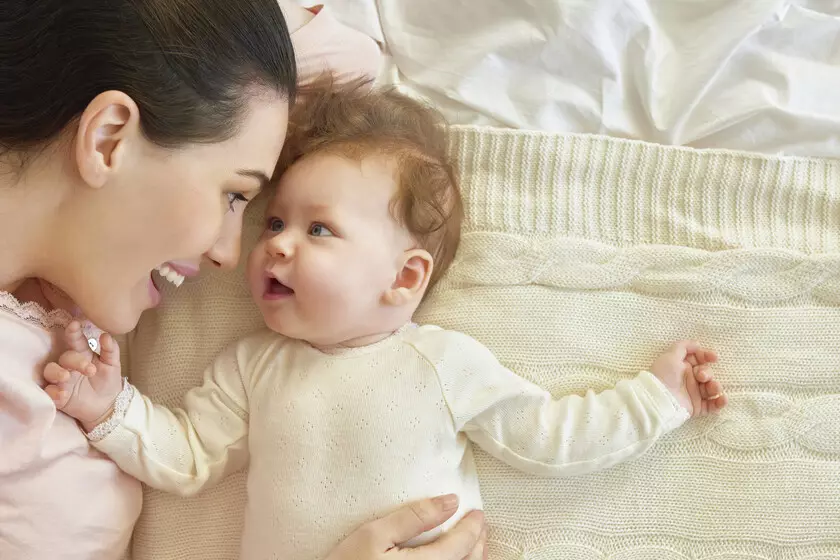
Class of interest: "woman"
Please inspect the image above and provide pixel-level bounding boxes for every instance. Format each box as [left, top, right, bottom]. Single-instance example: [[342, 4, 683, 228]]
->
[[0, 1, 485, 558]]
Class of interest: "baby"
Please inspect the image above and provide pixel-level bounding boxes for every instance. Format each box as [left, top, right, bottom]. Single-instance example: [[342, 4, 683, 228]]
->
[[44, 82, 727, 560]]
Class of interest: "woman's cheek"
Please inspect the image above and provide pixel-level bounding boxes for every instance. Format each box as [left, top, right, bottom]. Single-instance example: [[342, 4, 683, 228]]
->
[[167, 198, 227, 259]]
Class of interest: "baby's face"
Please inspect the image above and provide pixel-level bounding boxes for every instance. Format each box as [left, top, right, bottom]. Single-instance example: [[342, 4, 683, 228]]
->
[[247, 153, 413, 346]]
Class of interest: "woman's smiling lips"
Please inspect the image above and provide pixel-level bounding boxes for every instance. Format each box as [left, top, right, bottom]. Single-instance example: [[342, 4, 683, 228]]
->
[[148, 260, 202, 306]]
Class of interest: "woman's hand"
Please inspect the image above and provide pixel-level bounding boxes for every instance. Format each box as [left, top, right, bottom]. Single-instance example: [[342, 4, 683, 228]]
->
[[326, 495, 487, 560]]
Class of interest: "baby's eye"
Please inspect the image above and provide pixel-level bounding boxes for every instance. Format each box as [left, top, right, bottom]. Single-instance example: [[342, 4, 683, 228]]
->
[[267, 217, 285, 232], [309, 223, 334, 237]]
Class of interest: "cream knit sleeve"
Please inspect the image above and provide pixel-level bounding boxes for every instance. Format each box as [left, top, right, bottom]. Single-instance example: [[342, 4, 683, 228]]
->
[[409, 327, 690, 477], [92, 333, 273, 497]]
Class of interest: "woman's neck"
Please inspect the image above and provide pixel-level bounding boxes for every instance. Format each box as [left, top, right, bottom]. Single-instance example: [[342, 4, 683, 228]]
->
[[0, 156, 61, 293]]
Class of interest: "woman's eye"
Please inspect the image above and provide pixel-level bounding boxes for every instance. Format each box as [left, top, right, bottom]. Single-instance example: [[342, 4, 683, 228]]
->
[[227, 193, 249, 212], [309, 223, 334, 237], [267, 217, 285, 232]]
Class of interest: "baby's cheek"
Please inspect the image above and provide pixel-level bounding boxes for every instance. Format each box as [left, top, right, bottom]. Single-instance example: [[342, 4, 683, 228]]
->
[[245, 248, 263, 283]]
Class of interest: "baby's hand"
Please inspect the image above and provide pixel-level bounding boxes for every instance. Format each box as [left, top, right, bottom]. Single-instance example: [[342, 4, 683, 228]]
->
[[43, 321, 124, 432], [650, 341, 728, 417]]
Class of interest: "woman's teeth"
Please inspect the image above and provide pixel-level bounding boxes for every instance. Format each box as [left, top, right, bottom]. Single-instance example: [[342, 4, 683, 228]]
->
[[156, 264, 185, 288]]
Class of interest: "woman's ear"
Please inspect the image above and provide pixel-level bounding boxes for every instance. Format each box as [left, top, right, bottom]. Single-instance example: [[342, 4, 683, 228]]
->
[[383, 249, 434, 307], [74, 90, 140, 188]]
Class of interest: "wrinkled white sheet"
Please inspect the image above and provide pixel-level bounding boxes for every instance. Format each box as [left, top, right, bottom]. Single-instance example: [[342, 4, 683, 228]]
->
[[311, 0, 840, 157]]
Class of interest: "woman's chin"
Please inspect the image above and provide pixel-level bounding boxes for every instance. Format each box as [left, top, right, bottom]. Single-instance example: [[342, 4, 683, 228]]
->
[[81, 284, 150, 335], [85, 307, 140, 336]]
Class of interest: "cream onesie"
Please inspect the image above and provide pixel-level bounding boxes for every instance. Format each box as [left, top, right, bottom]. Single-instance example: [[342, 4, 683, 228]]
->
[[93, 324, 689, 560]]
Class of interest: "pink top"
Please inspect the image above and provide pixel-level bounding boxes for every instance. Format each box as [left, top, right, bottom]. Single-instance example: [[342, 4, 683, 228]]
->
[[294, 5, 382, 84], [0, 285, 141, 560]]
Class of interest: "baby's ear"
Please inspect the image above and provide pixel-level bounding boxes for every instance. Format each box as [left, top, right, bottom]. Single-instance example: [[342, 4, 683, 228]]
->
[[383, 249, 433, 307]]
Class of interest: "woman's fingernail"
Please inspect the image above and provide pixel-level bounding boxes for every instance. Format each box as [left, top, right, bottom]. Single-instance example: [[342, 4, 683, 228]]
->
[[434, 494, 459, 511]]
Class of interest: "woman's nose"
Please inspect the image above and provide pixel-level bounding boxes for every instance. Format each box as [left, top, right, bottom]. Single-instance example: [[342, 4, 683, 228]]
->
[[205, 210, 244, 269]]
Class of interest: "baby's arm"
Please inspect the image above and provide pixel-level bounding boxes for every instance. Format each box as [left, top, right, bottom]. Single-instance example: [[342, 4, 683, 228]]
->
[[413, 330, 725, 477], [44, 322, 254, 496]]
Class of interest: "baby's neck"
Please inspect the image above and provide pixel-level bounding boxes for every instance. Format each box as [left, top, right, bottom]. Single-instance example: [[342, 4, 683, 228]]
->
[[296, 303, 420, 353], [324, 331, 396, 350], [308, 320, 413, 353]]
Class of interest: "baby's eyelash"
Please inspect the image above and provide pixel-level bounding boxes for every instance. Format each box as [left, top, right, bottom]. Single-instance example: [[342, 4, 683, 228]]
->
[[309, 223, 335, 237]]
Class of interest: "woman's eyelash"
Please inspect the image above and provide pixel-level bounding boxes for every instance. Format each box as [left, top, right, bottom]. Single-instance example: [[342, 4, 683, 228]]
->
[[227, 193, 249, 212]]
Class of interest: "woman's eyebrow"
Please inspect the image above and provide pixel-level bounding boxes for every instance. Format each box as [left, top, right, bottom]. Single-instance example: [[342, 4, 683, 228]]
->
[[237, 169, 271, 189]]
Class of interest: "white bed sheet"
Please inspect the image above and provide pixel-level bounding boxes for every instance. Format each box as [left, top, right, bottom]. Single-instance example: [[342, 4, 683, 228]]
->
[[311, 0, 840, 157]]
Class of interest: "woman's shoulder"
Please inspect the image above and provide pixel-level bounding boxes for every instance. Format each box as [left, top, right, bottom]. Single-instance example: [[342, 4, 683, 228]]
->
[[0, 289, 71, 333]]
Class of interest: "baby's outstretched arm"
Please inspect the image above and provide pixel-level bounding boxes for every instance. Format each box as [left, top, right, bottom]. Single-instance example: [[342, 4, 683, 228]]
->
[[44, 321, 255, 496], [414, 330, 727, 478]]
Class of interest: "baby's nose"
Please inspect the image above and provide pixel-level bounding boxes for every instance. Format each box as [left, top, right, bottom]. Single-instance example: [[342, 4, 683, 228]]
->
[[266, 234, 294, 259]]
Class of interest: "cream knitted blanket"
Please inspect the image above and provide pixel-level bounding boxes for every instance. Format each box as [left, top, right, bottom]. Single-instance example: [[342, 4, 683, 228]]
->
[[124, 127, 840, 560]]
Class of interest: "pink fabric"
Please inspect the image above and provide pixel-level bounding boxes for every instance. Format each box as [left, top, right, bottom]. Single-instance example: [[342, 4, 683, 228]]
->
[[293, 5, 382, 84], [0, 287, 141, 560]]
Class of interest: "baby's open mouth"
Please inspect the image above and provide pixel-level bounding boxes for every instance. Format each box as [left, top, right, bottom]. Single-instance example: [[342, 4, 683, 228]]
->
[[267, 277, 294, 296]]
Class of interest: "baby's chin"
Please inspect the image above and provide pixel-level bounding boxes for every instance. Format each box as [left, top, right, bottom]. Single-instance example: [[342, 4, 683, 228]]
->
[[259, 311, 298, 339]]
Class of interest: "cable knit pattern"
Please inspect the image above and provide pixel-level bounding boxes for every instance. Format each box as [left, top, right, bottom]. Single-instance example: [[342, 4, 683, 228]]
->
[[125, 126, 840, 559]]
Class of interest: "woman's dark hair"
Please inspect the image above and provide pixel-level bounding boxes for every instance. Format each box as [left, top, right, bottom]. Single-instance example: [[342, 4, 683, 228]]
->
[[0, 0, 296, 156]]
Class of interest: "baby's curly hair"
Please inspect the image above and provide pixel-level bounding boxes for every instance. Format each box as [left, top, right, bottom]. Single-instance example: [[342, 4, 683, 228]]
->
[[278, 77, 463, 293]]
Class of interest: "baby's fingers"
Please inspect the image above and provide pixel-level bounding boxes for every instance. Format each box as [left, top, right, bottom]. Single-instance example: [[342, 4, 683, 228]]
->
[[44, 362, 71, 385], [58, 350, 96, 377], [44, 383, 70, 409], [701, 378, 723, 400], [98, 334, 120, 368], [709, 392, 729, 411], [64, 321, 92, 354], [671, 340, 701, 360], [691, 348, 718, 366], [694, 364, 719, 383], [699, 378, 728, 414]]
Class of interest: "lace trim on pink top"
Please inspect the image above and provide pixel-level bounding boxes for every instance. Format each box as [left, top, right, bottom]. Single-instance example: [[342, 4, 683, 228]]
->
[[0, 290, 72, 331]]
